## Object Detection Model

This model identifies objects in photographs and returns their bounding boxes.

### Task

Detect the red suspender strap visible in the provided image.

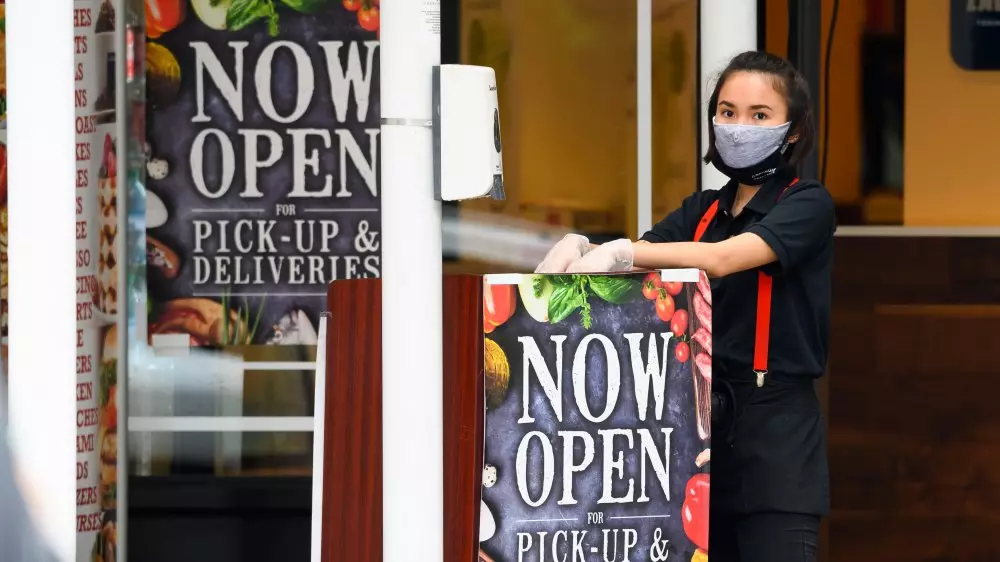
[753,271,773,374]
[692,200,719,243]
[692,178,798,386]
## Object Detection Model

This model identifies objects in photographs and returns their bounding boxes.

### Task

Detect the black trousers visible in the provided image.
[708,370,828,561]
[709,511,820,562]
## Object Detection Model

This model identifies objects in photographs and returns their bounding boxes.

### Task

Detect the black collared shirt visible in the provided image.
[640,170,835,378]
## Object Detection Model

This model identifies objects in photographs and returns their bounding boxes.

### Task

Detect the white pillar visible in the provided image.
[700,0,757,191]
[6,1,78,560]
[636,0,652,236]
[379,2,444,561]
[310,315,329,562]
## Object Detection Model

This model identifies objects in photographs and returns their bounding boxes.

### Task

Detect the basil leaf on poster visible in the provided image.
[225,0,279,35]
[280,0,331,14]
[146,1,380,346]
[547,284,583,325]
[589,275,640,304]
[546,276,639,328]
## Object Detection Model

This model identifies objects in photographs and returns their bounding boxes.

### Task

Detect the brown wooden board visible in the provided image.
[827,236,1000,561]
[322,276,485,562]
[443,275,486,562]
[323,279,383,562]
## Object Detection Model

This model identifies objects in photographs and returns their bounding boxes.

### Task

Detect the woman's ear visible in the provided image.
[787,132,800,144]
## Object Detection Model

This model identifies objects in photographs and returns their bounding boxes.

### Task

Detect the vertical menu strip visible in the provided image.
[75,0,120,560]
[74,0,101,552]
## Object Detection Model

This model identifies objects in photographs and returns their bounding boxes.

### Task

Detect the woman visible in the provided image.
[537,51,833,562]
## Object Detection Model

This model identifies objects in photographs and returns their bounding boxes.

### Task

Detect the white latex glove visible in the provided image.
[535,234,591,273]
[566,238,634,273]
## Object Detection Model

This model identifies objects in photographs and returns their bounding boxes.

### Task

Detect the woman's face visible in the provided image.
[714,71,790,127]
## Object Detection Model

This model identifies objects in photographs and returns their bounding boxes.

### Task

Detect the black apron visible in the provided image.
[710,368,830,515]
[693,180,830,516]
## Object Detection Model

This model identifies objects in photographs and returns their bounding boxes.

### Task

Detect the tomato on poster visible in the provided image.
[641,272,661,300]
[146,0,186,39]
[357,4,379,32]
[655,291,675,322]
[483,282,515,333]
[682,473,709,551]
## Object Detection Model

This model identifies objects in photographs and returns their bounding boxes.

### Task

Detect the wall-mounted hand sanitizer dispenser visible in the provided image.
[433,64,505,202]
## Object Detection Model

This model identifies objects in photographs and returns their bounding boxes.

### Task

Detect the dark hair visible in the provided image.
[703,51,815,169]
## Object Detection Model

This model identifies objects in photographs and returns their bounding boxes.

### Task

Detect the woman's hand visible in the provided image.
[566,239,634,273]
[535,234,592,273]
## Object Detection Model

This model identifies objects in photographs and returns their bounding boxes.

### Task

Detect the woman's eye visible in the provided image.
[721,110,734,118]
[753,112,768,120]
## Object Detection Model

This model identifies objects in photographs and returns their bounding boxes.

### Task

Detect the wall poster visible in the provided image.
[480,271,712,562]
[951,0,1000,70]
[144,0,381,348]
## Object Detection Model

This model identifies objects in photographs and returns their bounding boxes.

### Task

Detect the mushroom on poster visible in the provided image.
[514,332,677,508]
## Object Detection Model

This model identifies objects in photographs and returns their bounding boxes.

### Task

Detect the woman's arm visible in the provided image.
[631,233,778,278]
[567,236,769,275]
[631,183,836,276]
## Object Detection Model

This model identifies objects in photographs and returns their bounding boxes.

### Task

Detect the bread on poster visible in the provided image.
[146,235,180,280]
[99,325,118,511]
[145,192,179,279]
[91,515,117,562]
[150,298,249,346]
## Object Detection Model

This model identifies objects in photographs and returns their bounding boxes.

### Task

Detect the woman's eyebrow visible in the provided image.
[718,101,772,111]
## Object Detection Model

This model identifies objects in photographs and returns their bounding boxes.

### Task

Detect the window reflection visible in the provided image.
[649,1,699,221]
[452,0,700,271]
[458,0,642,245]
[129,345,317,476]
[765,0,906,225]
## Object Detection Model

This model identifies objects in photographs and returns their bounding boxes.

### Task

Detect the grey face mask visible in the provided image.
[712,117,791,169]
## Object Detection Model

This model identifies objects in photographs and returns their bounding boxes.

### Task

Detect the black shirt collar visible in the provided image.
[717,169,799,217]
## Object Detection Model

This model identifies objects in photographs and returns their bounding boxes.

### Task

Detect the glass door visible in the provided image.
[449,0,700,273]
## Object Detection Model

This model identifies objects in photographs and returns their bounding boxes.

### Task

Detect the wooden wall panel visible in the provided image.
[322,276,484,562]
[443,275,486,562]
[828,237,1000,562]
[323,279,383,562]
